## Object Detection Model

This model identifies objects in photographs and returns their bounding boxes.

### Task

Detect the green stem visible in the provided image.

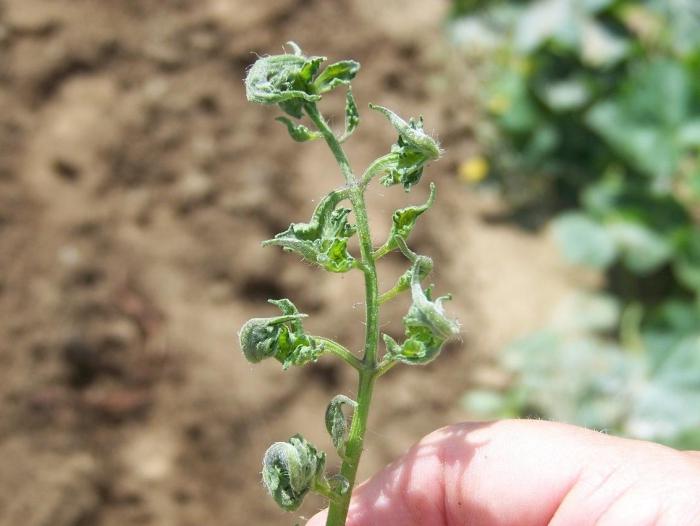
[305,102,381,526]
[314,337,363,371]
[313,479,340,503]
[305,103,355,186]
[326,370,375,525]
[360,152,397,187]
[372,241,394,261]
[378,283,406,305]
[375,358,398,378]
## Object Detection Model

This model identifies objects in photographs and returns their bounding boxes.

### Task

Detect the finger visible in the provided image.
[307,419,700,526]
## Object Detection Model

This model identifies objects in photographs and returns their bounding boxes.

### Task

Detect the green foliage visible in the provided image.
[241,43,453,523]
[451,0,700,447]
[263,189,357,273]
[383,257,460,365]
[464,294,700,447]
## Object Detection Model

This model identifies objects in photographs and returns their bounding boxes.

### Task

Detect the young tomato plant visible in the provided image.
[240,42,459,525]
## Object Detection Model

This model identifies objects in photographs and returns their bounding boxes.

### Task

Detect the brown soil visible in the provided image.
[0,1,573,524]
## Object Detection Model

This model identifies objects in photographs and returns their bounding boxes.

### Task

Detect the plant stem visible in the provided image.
[305,103,355,186]
[305,102,381,526]
[372,242,394,261]
[360,152,397,187]
[326,370,375,525]
[314,337,363,371]
[378,283,405,305]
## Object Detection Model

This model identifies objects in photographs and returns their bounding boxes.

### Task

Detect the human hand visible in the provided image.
[307,419,700,525]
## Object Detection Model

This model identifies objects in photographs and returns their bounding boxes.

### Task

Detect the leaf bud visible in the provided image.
[238,299,322,369]
[245,42,361,118]
[324,395,357,454]
[262,434,326,511]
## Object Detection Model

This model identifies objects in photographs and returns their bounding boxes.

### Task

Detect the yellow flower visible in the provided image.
[458,157,489,183]
[487,94,511,115]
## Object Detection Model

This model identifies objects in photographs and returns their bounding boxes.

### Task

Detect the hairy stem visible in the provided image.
[305,102,381,526]
[327,370,375,525]
[305,103,355,186]
[314,337,363,371]
[360,152,397,187]
[378,283,405,305]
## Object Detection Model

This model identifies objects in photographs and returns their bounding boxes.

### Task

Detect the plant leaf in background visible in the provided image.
[515,0,627,66]
[628,337,700,444]
[450,0,700,447]
[606,222,672,275]
[586,60,695,188]
[552,212,617,269]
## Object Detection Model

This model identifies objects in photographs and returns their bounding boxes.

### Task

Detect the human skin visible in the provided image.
[307,419,700,526]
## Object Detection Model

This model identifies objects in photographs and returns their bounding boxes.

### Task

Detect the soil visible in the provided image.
[0,1,575,525]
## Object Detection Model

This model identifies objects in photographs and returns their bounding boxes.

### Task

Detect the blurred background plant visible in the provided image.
[449,0,700,448]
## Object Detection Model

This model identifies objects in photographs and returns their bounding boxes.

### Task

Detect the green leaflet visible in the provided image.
[263,189,357,273]
[262,434,326,511]
[340,89,360,142]
[388,183,436,249]
[275,116,322,142]
[313,60,360,94]
[383,257,459,365]
[324,395,357,454]
[369,104,442,191]
[238,299,322,369]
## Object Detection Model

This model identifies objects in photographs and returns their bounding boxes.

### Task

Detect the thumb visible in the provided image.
[307,419,700,526]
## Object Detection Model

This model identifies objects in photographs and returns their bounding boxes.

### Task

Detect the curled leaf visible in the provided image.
[341,89,360,142]
[275,116,322,142]
[324,395,357,454]
[238,299,322,369]
[369,103,442,191]
[388,183,436,249]
[246,43,361,120]
[383,257,459,364]
[313,60,360,93]
[263,190,357,273]
[262,434,326,511]
[245,43,324,106]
